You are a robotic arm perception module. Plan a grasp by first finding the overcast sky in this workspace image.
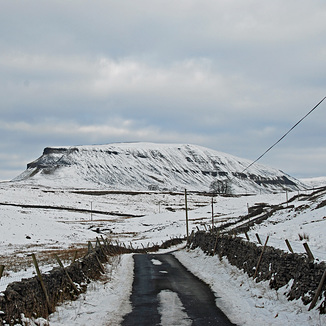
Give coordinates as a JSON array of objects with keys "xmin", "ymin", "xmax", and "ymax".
[{"xmin": 1, "ymin": 0, "xmax": 325, "ymax": 181}]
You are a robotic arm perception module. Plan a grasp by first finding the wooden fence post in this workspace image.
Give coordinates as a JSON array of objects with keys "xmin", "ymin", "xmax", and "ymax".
[
  {"xmin": 0, "ymin": 265, "xmax": 4, "ymax": 280},
  {"xmin": 110, "ymin": 242, "xmax": 117, "ymax": 255},
  {"xmin": 95, "ymin": 255, "xmax": 106, "ymax": 274},
  {"xmin": 31, "ymin": 253, "xmax": 53, "ymax": 314},
  {"xmin": 211, "ymin": 197, "xmax": 214, "ymax": 230},
  {"xmin": 255, "ymin": 233, "xmax": 262, "ymax": 245},
  {"xmin": 54, "ymin": 254, "xmax": 79, "ymax": 294},
  {"xmin": 188, "ymin": 230, "xmax": 194, "ymax": 246},
  {"xmin": 72, "ymin": 250, "xmax": 78, "ymax": 263},
  {"xmin": 309, "ymin": 270, "xmax": 326, "ymax": 311},
  {"xmin": 141, "ymin": 243, "xmax": 147, "ymax": 253},
  {"xmin": 106, "ymin": 239, "xmax": 113, "ymax": 251},
  {"xmin": 253, "ymin": 236, "xmax": 269, "ymax": 279},
  {"xmin": 100, "ymin": 236, "xmax": 108, "ymax": 249},
  {"xmin": 185, "ymin": 189, "xmax": 189, "ymax": 241},
  {"xmin": 88, "ymin": 241, "xmax": 94, "ymax": 253},
  {"xmin": 96, "ymin": 237, "xmax": 108, "ymax": 261},
  {"xmin": 303, "ymin": 243, "xmax": 314, "ymax": 261},
  {"xmin": 285, "ymin": 239, "xmax": 294, "ymax": 253},
  {"xmin": 244, "ymin": 232, "xmax": 250, "ymax": 241},
  {"xmin": 213, "ymin": 232, "xmax": 220, "ymax": 255}
]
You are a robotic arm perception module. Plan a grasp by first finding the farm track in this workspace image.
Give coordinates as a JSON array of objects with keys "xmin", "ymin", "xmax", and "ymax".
[{"xmin": 122, "ymin": 253, "xmax": 236, "ymax": 326}]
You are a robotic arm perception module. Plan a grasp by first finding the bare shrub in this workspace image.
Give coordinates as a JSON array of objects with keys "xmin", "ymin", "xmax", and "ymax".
[{"xmin": 298, "ymin": 233, "xmax": 310, "ymax": 241}]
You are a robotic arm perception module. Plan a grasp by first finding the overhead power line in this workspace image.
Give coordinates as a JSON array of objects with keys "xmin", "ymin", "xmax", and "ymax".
[{"xmin": 241, "ymin": 96, "xmax": 326, "ymax": 173}]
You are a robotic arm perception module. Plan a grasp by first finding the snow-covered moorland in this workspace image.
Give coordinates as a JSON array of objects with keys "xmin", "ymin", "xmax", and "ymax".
[{"xmin": 0, "ymin": 177, "xmax": 325, "ymax": 325}]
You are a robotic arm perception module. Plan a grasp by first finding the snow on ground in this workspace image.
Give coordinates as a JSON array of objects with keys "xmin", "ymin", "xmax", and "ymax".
[
  {"xmin": 174, "ymin": 248, "xmax": 326, "ymax": 326},
  {"xmin": 245, "ymin": 206, "xmax": 326, "ymax": 262},
  {"xmin": 0, "ymin": 182, "xmax": 206, "ymax": 256},
  {"xmin": 234, "ymin": 189, "xmax": 326, "ymax": 262},
  {"xmin": 0, "ymin": 180, "xmax": 326, "ymax": 325},
  {"xmin": 48, "ymin": 255, "xmax": 133, "ymax": 326},
  {"xmin": 20, "ymin": 254, "xmax": 134, "ymax": 326},
  {"xmin": 300, "ymin": 176, "xmax": 326, "ymax": 188}
]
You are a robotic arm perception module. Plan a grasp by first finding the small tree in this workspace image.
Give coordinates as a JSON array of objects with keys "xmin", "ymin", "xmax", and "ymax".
[{"xmin": 209, "ymin": 179, "xmax": 231, "ymax": 195}]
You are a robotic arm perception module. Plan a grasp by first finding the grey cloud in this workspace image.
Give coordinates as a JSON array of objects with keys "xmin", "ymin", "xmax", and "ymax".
[{"xmin": 1, "ymin": 0, "xmax": 326, "ymax": 180}]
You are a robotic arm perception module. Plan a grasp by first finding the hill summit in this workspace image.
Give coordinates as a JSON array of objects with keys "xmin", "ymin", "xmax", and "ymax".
[{"xmin": 13, "ymin": 142, "xmax": 306, "ymax": 193}]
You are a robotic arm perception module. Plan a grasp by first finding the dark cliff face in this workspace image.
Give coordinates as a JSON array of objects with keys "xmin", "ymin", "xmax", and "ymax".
[
  {"xmin": 15, "ymin": 143, "xmax": 307, "ymax": 193},
  {"xmin": 27, "ymin": 148, "xmax": 78, "ymax": 169},
  {"xmin": 43, "ymin": 147, "xmax": 71, "ymax": 155}
]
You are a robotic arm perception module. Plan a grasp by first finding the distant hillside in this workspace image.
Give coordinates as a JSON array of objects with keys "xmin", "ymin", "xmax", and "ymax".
[
  {"xmin": 300, "ymin": 176, "xmax": 326, "ymax": 189},
  {"xmin": 13, "ymin": 142, "xmax": 307, "ymax": 193}
]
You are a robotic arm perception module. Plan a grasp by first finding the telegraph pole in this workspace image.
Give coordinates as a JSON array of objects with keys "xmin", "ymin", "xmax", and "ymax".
[
  {"xmin": 185, "ymin": 189, "xmax": 189, "ymax": 241},
  {"xmin": 211, "ymin": 197, "xmax": 214, "ymax": 230}
]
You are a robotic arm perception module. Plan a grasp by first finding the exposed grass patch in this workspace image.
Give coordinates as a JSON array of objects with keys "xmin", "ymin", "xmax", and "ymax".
[{"xmin": 0, "ymin": 245, "xmax": 87, "ymax": 273}]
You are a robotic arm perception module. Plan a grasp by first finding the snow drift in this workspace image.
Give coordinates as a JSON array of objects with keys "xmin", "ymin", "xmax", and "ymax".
[{"xmin": 13, "ymin": 142, "xmax": 306, "ymax": 193}]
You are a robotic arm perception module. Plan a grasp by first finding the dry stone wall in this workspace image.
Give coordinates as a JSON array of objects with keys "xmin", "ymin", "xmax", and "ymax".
[
  {"xmin": 0, "ymin": 238, "xmax": 184, "ymax": 325},
  {"xmin": 188, "ymin": 231, "xmax": 326, "ymax": 313},
  {"xmin": 0, "ymin": 248, "xmax": 106, "ymax": 325}
]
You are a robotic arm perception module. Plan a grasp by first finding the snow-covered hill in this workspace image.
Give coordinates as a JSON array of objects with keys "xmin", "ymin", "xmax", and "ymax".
[
  {"xmin": 300, "ymin": 176, "xmax": 326, "ymax": 188},
  {"xmin": 13, "ymin": 142, "xmax": 306, "ymax": 194}
]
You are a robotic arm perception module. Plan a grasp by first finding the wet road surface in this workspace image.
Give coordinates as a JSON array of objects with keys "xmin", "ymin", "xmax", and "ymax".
[{"xmin": 122, "ymin": 253, "xmax": 236, "ymax": 326}]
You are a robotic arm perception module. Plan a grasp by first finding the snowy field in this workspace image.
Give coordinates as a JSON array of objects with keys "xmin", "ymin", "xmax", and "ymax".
[{"xmin": 0, "ymin": 180, "xmax": 326, "ymax": 325}]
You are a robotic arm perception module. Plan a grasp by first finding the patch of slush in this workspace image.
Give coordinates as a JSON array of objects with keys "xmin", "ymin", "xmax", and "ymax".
[
  {"xmin": 158, "ymin": 290, "xmax": 192, "ymax": 326},
  {"xmin": 151, "ymin": 259, "xmax": 163, "ymax": 265}
]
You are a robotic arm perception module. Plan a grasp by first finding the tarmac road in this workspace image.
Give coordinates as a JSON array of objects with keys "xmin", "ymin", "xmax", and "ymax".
[{"xmin": 122, "ymin": 253, "xmax": 236, "ymax": 326}]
